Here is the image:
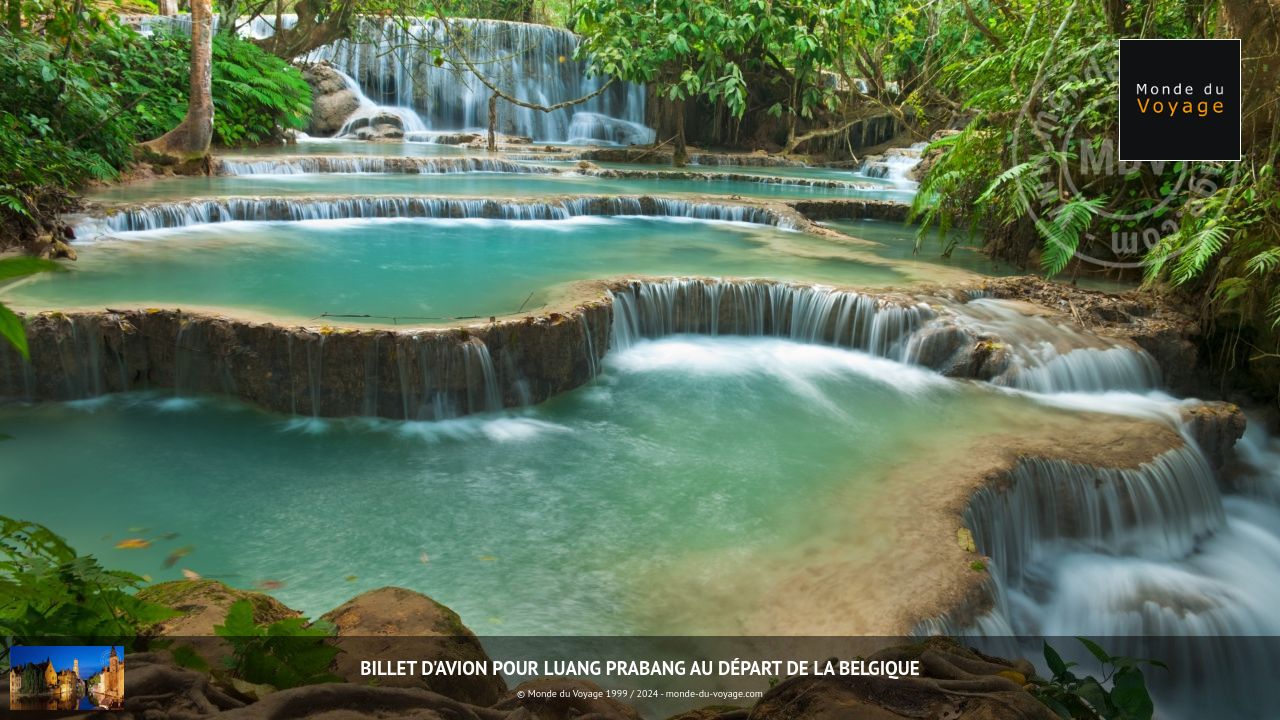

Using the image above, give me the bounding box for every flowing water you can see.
[8,16,1280,716]
[3,219,906,321]
[0,336,1090,634]
[86,171,902,205]
[305,17,650,144]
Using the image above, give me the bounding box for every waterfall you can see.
[461,338,502,414]
[965,450,1225,593]
[214,156,559,175]
[953,298,1161,393]
[608,279,932,360]
[83,196,797,236]
[854,142,928,190]
[329,66,428,138]
[957,440,1280,720]
[305,17,652,144]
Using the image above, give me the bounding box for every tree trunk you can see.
[157,0,177,15]
[488,92,498,152]
[140,0,214,164]
[1219,0,1279,156]
[673,100,688,167]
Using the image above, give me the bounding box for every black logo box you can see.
[1119,38,1241,162]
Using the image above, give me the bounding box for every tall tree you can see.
[140,0,214,161]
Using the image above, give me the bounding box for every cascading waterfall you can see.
[82,196,796,236]
[214,156,558,176]
[608,279,932,360]
[954,439,1280,720]
[854,142,928,190]
[325,66,429,139]
[924,300,1280,719]
[306,17,652,144]
[954,298,1161,393]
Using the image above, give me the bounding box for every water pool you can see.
[88,171,908,204]
[3,217,906,322]
[0,336,1070,634]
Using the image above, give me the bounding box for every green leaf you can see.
[1111,667,1154,720]
[0,303,29,359]
[1043,641,1068,677]
[0,256,63,282]
[1077,636,1113,665]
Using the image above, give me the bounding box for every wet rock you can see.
[137,579,302,670]
[907,323,978,375]
[1181,401,1247,470]
[978,276,1204,396]
[347,112,406,140]
[429,132,483,145]
[749,637,1053,720]
[301,63,360,137]
[320,587,507,706]
[492,678,639,720]
[32,235,77,260]
[140,579,302,636]
[787,199,911,222]
[3,303,611,420]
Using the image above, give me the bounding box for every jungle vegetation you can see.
[0,0,1277,391]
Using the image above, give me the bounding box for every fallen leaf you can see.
[344,575,358,582]
[181,568,202,580]
[256,579,285,590]
[164,545,195,568]
[115,538,151,549]
[419,552,430,564]
[478,555,497,562]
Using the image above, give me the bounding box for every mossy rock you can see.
[138,579,300,636]
[319,586,506,706]
[136,579,302,675]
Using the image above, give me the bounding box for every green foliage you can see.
[911,0,1280,358]
[0,257,61,357]
[0,31,137,229]
[210,34,313,145]
[0,18,312,246]
[90,30,313,147]
[0,516,176,657]
[1030,638,1165,720]
[572,0,907,132]
[213,599,342,689]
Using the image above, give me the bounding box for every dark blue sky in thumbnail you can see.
[10,645,123,678]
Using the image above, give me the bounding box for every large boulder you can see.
[301,62,360,136]
[344,112,406,140]
[319,586,507,706]
[137,579,302,671]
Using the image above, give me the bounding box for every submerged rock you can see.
[321,586,507,706]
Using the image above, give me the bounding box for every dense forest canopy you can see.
[0,0,1277,396]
